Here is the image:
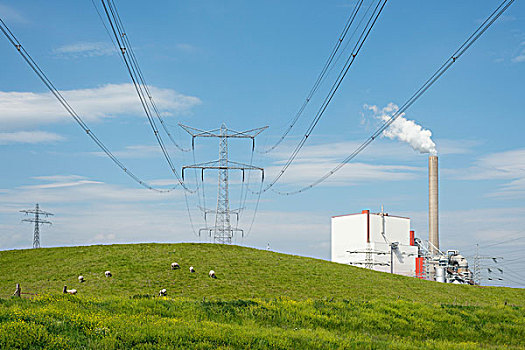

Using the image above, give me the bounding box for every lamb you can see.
[63,286,77,295]
[189,266,195,273]
[171,262,180,270]
[208,270,216,279]
[159,288,167,297]
[78,275,85,283]
[105,271,112,277]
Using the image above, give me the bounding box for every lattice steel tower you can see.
[20,203,53,248]
[181,123,267,244]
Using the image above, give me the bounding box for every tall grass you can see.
[0,295,523,349]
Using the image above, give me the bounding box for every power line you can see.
[261,0,388,193]
[461,230,525,253]
[0,18,173,193]
[106,0,191,154]
[480,236,524,249]
[258,0,365,154]
[244,179,265,238]
[100,0,195,194]
[271,0,515,196]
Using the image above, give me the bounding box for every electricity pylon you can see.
[20,203,53,248]
[181,123,267,244]
[471,243,503,285]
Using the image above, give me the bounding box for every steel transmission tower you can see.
[20,203,53,248]
[181,123,267,244]
[471,243,503,285]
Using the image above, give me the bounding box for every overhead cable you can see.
[272,0,515,196]
[0,18,173,193]
[100,0,196,193]
[261,0,388,193]
[258,0,365,154]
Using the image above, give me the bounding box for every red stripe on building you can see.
[362,209,370,243]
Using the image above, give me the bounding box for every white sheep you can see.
[78,275,85,283]
[209,270,216,279]
[63,286,77,295]
[189,266,195,273]
[105,271,112,277]
[159,288,167,297]
[171,262,180,270]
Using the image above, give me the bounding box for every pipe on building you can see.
[429,155,439,255]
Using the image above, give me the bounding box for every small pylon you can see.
[20,203,53,248]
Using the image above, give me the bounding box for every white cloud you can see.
[91,145,164,159]
[512,49,525,63]
[0,174,182,205]
[512,41,525,63]
[0,131,64,144]
[466,148,525,180]
[266,161,422,189]
[0,84,201,130]
[32,175,85,182]
[175,43,199,53]
[53,41,116,58]
[23,180,103,189]
[261,137,475,189]
[452,148,525,199]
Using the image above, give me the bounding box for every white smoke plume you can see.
[365,103,437,155]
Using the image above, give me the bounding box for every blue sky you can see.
[1,0,524,286]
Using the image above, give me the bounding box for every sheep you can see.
[78,275,85,283]
[208,270,216,279]
[189,266,195,273]
[105,271,112,278]
[63,286,77,295]
[171,262,180,270]
[159,288,167,297]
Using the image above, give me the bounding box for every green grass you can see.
[0,243,524,349]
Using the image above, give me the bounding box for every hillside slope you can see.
[0,243,523,304]
[1,243,524,349]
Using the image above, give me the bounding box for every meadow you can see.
[0,243,524,349]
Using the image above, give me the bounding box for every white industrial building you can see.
[331,156,473,284]
[331,209,419,277]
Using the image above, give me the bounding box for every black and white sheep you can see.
[159,288,167,297]
[63,286,77,295]
[208,270,216,279]
[189,266,195,273]
[105,271,112,278]
[78,275,85,283]
[171,262,180,270]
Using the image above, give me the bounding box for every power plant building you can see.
[331,156,473,284]
[331,209,419,276]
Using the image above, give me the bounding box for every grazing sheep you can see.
[159,288,167,297]
[63,286,77,295]
[78,275,85,283]
[105,271,112,278]
[189,266,195,273]
[209,270,216,279]
[171,262,180,270]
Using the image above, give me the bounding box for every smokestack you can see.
[429,155,439,255]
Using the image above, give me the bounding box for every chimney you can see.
[429,155,439,254]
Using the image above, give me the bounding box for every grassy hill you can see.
[0,243,524,349]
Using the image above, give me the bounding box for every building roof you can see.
[331,211,410,220]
